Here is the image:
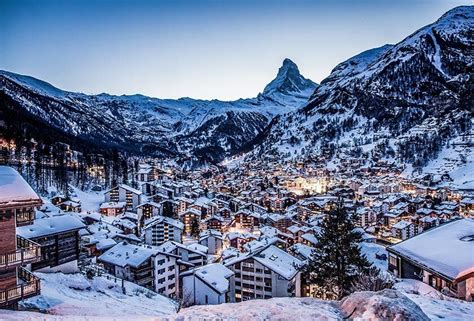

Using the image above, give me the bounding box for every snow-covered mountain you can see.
[250,6,473,186]
[0,58,317,161]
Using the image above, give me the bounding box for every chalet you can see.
[58,200,82,213]
[159,241,207,267]
[355,207,377,227]
[226,232,257,252]
[225,245,302,301]
[204,215,225,232]
[234,210,260,230]
[100,201,126,216]
[387,219,474,301]
[87,238,117,256]
[50,194,67,206]
[161,199,179,218]
[199,230,223,255]
[191,197,218,219]
[180,208,201,234]
[17,214,85,273]
[301,232,318,247]
[143,215,183,246]
[136,164,155,183]
[391,220,415,241]
[267,213,291,232]
[218,206,232,219]
[112,217,137,235]
[176,197,194,215]
[181,263,234,305]
[105,184,142,212]
[99,241,179,297]
[0,166,42,308]
[137,201,161,227]
[460,197,474,217]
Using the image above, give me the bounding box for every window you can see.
[157,259,166,265]
[255,268,263,273]
[389,255,397,267]
[158,278,166,284]
[168,274,175,280]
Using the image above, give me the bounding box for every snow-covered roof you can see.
[96,238,117,251]
[392,220,412,229]
[0,166,41,208]
[388,219,474,280]
[99,242,159,268]
[301,233,318,245]
[254,245,302,280]
[107,184,142,195]
[290,243,314,260]
[17,214,85,239]
[100,202,126,209]
[184,263,234,294]
[199,229,223,241]
[143,215,184,230]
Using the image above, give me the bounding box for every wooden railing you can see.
[0,267,41,306]
[0,236,41,270]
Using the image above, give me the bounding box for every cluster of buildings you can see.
[0,156,472,310]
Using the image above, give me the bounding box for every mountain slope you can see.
[0,59,317,161]
[251,6,473,185]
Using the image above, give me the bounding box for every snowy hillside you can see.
[250,6,473,188]
[0,58,317,162]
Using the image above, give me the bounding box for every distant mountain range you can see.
[0,58,317,162]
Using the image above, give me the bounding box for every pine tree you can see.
[304,200,372,300]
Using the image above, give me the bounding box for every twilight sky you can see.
[0,0,470,100]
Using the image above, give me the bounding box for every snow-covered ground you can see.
[175,297,342,320]
[70,187,104,213]
[18,272,177,319]
[0,275,472,320]
[394,279,474,321]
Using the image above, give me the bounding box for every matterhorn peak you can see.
[262,58,317,98]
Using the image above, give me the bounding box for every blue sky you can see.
[0,0,470,100]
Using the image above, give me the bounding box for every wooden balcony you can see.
[0,236,42,270]
[0,267,41,307]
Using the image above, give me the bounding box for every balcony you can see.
[0,236,42,270]
[0,267,41,307]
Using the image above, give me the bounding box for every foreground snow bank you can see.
[341,289,429,321]
[19,272,177,317]
[174,297,342,320]
[0,276,472,320]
